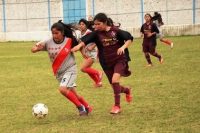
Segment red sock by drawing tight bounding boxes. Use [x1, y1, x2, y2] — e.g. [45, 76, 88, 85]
[65, 91, 82, 107]
[161, 39, 172, 46]
[83, 67, 99, 83]
[79, 96, 89, 108]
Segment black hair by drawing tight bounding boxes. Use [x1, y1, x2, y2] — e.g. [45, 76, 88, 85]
[152, 12, 164, 25]
[51, 20, 78, 46]
[94, 13, 108, 24]
[79, 18, 89, 28]
[107, 17, 114, 26]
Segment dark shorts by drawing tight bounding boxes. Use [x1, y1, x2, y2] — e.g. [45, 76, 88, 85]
[142, 42, 156, 54]
[103, 61, 131, 84]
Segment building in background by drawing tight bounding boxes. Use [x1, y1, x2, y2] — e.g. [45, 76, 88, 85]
[0, 0, 199, 41]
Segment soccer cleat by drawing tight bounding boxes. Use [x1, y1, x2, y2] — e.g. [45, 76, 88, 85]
[126, 88, 133, 103]
[159, 57, 164, 64]
[110, 105, 121, 114]
[85, 106, 93, 114]
[170, 43, 174, 49]
[77, 105, 87, 116]
[146, 63, 153, 67]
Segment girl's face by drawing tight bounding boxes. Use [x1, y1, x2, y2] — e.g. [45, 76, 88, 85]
[51, 28, 64, 43]
[94, 20, 107, 31]
[79, 22, 87, 31]
[144, 15, 151, 23]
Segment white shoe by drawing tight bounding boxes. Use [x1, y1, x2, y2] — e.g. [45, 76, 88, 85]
[170, 43, 174, 49]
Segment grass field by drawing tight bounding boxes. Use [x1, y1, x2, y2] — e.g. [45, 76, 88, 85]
[0, 36, 200, 133]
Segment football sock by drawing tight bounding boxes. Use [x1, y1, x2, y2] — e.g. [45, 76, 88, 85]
[112, 83, 121, 107]
[82, 67, 99, 83]
[161, 39, 172, 46]
[65, 90, 82, 107]
[145, 53, 152, 64]
[151, 52, 161, 59]
[120, 86, 130, 94]
[79, 96, 89, 108]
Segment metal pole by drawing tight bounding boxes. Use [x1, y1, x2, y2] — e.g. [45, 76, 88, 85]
[2, 0, 6, 32]
[193, 0, 196, 24]
[48, 0, 51, 30]
[140, 0, 144, 25]
[92, 0, 95, 16]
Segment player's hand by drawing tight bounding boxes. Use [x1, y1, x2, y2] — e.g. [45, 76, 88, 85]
[117, 47, 125, 55]
[147, 33, 153, 38]
[71, 45, 81, 52]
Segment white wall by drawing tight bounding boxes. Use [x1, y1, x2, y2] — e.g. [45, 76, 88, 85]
[0, 0, 200, 41]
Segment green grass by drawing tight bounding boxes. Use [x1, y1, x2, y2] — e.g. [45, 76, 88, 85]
[0, 36, 200, 133]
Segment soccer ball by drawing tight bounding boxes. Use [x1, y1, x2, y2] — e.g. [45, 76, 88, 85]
[32, 103, 48, 119]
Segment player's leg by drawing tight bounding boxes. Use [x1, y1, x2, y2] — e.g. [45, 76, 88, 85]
[149, 46, 163, 64]
[58, 68, 87, 115]
[80, 58, 102, 87]
[143, 44, 152, 66]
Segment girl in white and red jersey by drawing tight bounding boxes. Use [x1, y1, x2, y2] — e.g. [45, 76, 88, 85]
[152, 12, 173, 49]
[31, 20, 92, 116]
[78, 18, 103, 88]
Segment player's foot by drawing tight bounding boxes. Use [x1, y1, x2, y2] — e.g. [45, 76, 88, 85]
[110, 105, 121, 114]
[94, 82, 102, 88]
[77, 105, 87, 116]
[159, 56, 164, 64]
[85, 106, 93, 114]
[146, 63, 153, 67]
[126, 87, 133, 103]
[94, 71, 103, 88]
[170, 43, 174, 49]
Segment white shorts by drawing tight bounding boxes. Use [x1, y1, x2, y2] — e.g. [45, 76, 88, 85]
[157, 26, 164, 39]
[85, 44, 98, 60]
[56, 65, 77, 88]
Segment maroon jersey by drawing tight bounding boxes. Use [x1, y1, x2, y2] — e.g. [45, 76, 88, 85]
[81, 27, 133, 70]
[140, 22, 159, 47]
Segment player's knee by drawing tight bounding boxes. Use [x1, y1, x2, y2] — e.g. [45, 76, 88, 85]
[80, 67, 86, 72]
[59, 87, 68, 95]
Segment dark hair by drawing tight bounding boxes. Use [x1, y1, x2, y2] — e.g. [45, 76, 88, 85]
[152, 12, 164, 25]
[107, 17, 114, 26]
[51, 20, 78, 45]
[79, 18, 89, 28]
[94, 13, 108, 24]
[145, 13, 152, 19]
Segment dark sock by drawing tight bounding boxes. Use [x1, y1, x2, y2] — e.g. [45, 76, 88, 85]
[151, 52, 161, 59]
[145, 53, 152, 64]
[112, 83, 121, 107]
[120, 86, 130, 94]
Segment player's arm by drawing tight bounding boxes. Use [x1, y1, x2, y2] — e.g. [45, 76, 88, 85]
[71, 31, 97, 52]
[116, 29, 133, 55]
[31, 41, 46, 53]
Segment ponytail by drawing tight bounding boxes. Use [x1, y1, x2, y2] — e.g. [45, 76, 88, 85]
[56, 20, 78, 46]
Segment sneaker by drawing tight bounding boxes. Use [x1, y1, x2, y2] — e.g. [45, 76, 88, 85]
[110, 105, 121, 114]
[85, 106, 93, 114]
[77, 105, 87, 116]
[170, 43, 173, 49]
[146, 63, 153, 67]
[126, 88, 133, 103]
[159, 56, 164, 64]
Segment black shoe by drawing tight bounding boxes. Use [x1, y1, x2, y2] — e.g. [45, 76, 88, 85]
[77, 105, 87, 116]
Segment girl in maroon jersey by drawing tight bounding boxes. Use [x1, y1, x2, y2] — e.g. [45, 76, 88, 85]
[78, 18, 103, 88]
[72, 13, 133, 114]
[140, 13, 163, 66]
